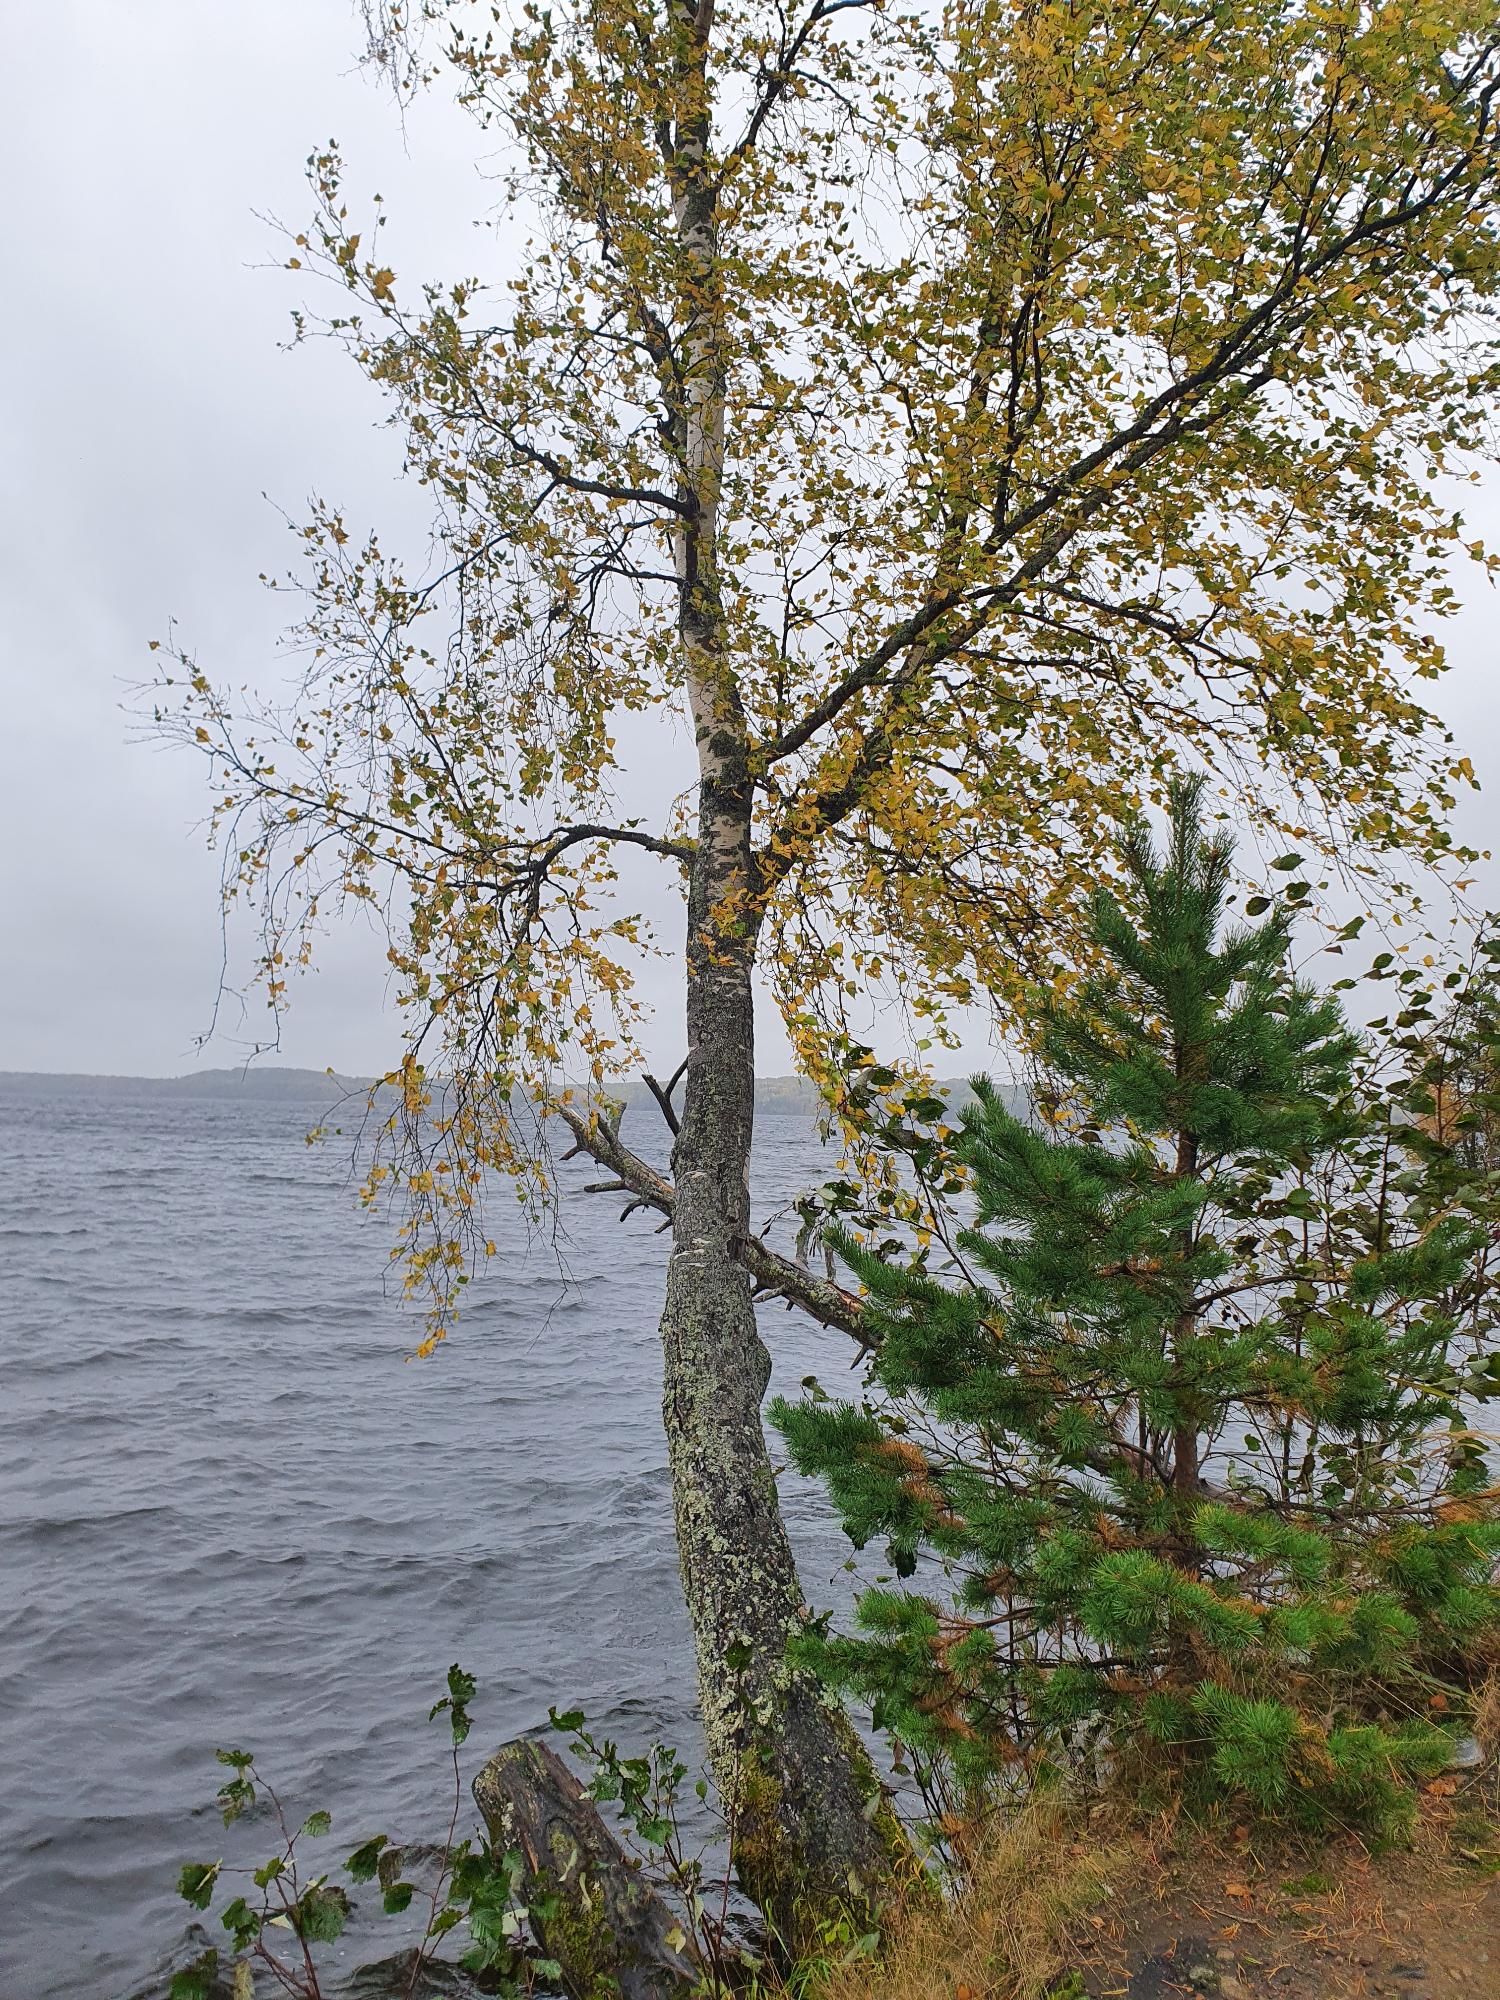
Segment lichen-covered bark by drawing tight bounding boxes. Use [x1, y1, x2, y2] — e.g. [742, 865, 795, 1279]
[650, 0, 901, 1944]
[662, 832, 899, 1944]
[662, 654, 897, 1937]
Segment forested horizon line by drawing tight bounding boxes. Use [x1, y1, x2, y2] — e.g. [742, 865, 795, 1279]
[0, 1066, 1027, 1111]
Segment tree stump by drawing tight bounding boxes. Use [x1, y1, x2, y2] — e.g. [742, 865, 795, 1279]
[472, 1739, 699, 2000]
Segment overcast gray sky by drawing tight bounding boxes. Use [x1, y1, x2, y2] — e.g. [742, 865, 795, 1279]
[2, 2, 1496, 1079]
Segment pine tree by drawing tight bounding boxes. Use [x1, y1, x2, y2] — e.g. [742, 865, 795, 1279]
[774, 781, 1500, 1832]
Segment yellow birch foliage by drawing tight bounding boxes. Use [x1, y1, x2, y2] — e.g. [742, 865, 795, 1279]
[157, 0, 1500, 1339]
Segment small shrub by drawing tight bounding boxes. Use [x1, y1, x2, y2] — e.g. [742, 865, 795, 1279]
[171, 1667, 555, 2000]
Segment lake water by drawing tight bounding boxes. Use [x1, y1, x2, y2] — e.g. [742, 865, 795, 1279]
[0, 1080, 867, 1999]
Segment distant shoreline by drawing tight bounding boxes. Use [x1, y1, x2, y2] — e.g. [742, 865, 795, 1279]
[0, 1065, 374, 1098]
[0, 1067, 1018, 1112]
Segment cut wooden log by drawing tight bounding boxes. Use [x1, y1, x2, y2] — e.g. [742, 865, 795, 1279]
[473, 1738, 699, 2000]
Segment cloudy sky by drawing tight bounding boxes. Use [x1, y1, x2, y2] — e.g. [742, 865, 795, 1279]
[2, 2, 1496, 1079]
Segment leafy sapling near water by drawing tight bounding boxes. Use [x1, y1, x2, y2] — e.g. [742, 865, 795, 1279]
[539, 1690, 884, 1990]
[173, 1748, 352, 2000]
[773, 780, 1500, 1833]
[172, 1667, 553, 1999]
[546, 1704, 749, 1995]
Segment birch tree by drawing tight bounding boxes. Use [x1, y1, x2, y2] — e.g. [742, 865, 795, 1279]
[157, 0, 1500, 1936]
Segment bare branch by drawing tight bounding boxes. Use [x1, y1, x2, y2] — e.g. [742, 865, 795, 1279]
[552, 1101, 870, 1340]
[642, 1069, 683, 1136]
[725, 0, 880, 169]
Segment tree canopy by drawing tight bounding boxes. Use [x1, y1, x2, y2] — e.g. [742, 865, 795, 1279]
[156, 0, 1500, 1333]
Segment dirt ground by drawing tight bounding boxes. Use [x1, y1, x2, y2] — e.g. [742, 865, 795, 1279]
[1067, 1791, 1500, 2000]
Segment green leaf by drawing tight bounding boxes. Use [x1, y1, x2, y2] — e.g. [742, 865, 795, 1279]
[548, 1705, 586, 1733]
[216, 1775, 255, 1827]
[432, 1663, 477, 1745]
[215, 1748, 254, 1771]
[299, 1883, 350, 1943]
[344, 1832, 390, 1882]
[300, 1810, 332, 1839]
[1270, 853, 1305, 871]
[1244, 895, 1271, 916]
[221, 1896, 259, 1952]
[178, 1861, 220, 1912]
[383, 1881, 416, 1915]
[169, 1948, 220, 2000]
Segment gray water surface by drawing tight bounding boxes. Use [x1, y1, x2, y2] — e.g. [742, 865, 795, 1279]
[0, 1081, 864, 1999]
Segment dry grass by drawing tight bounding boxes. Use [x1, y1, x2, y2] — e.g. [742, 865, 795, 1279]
[1473, 1668, 1500, 1763]
[804, 1802, 1143, 2000]
[783, 1771, 1500, 2000]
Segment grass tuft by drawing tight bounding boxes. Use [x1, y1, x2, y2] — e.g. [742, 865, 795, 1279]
[798, 1801, 1137, 2000]
[1472, 1669, 1500, 1763]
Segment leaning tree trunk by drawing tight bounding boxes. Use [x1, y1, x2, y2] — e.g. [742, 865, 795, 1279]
[662, 809, 900, 1946]
[654, 0, 901, 1945]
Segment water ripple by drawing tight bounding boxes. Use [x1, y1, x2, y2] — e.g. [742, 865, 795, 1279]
[0, 1083, 860, 2000]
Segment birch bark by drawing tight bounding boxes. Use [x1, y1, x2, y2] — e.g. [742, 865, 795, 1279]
[658, 0, 897, 1937]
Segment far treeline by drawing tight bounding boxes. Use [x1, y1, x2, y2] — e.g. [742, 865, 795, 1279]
[0, 1068, 1020, 1117]
[154, 0, 1500, 1988]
